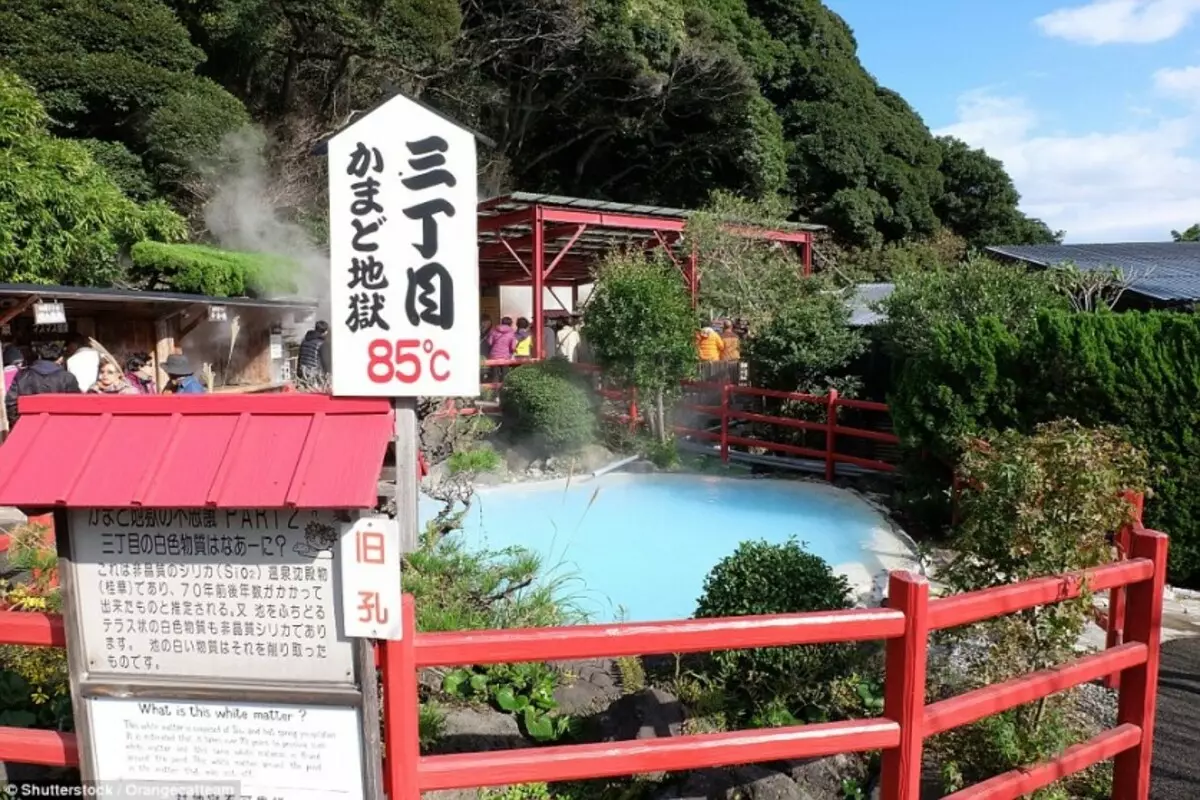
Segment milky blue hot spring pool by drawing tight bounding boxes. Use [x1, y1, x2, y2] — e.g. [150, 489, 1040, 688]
[416, 472, 914, 622]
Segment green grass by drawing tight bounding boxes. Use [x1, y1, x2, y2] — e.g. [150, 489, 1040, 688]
[447, 446, 503, 475]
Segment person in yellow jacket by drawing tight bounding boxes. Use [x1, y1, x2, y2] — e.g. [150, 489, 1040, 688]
[697, 325, 725, 361]
[513, 317, 533, 358]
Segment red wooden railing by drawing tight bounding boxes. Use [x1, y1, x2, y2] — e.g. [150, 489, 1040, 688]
[0, 524, 1168, 800]
[675, 383, 899, 478]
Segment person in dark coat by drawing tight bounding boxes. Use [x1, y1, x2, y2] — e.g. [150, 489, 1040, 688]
[6, 341, 80, 424]
[298, 320, 332, 381]
[162, 354, 206, 394]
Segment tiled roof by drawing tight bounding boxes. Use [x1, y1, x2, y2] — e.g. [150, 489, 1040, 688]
[987, 243, 1200, 302]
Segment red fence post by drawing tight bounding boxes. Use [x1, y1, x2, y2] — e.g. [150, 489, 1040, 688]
[720, 385, 730, 463]
[628, 388, 639, 432]
[1106, 492, 1147, 689]
[1112, 529, 1168, 800]
[880, 571, 929, 800]
[384, 595, 421, 800]
[824, 389, 838, 482]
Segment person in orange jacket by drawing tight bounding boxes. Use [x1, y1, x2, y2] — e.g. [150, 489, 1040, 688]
[697, 324, 725, 362]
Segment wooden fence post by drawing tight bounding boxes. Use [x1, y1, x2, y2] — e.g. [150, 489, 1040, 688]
[1112, 529, 1168, 800]
[384, 595, 421, 800]
[824, 389, 838, 482]
[720, 385, 730, 463]
[881, 571, 929, 800]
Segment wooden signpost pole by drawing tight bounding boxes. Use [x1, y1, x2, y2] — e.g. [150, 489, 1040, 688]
[393, 398, 419, 553]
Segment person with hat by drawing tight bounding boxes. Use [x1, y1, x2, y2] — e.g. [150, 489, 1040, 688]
[162, 354, 206, 394]
[3, 345, 25, 393]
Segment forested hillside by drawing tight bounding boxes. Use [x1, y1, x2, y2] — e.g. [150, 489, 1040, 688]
[0, 0, 1061, 288]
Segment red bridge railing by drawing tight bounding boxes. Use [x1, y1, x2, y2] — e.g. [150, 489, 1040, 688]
[0, 525, 1169, 799]
[675, 384, 899, 478]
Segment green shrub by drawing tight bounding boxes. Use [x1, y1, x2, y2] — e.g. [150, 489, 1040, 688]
[447, 446, 502, 475]
[130, 241, 298, 297]
[500, 360, 596, 452]
[693, 538, 854, 721]
[889, 308, 1200, 585]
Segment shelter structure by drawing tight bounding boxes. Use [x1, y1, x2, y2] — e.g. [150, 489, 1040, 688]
[987, 242, 1200, 309]
[0, 282, 317, 395]
[478, 193, 821, 357]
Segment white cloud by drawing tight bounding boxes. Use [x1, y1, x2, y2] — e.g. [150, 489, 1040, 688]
[1036, 0, 1200, 45]
[935, 88, 1200, 242]
[1155, 65, 1200, 103]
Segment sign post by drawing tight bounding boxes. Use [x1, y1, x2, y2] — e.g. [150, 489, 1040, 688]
[327, 94, 481, 576]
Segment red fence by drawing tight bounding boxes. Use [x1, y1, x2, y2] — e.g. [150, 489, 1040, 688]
[676, 384, 899, 478]
[0, 524, 1169, 800]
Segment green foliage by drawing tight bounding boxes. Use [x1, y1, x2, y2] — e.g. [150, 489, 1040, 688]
[447, 445, 502, 475]
[500, 360, 596, 452]
[79, 139, 156, 201]
[928, 422, 1140, 798]
[582, 253, 695, 441]
[880, 256, 1066, 361]
[442, 662, 573, 743]
[934, 136, 1062, 248]
[418, 701, 446, 750]
[693, 538, 854, 720]
[1171, 223, 1200, 242]
[0, 69, 186, 286]
[833, 228, 967, 282]
[129, 241, 297, 297]
[741, 277, 866, 394]
[890, 308, 1200, 584]
[642, 436, 680, 469]
[0, 0, 251, 200]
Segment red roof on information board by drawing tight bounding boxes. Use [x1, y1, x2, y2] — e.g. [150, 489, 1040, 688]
[0, 395, 394, 509]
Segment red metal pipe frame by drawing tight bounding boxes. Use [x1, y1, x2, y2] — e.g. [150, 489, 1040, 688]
[532, 208, 545, 360]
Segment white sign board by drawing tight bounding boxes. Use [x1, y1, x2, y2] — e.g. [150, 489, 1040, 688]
[69, 509, 356, 685]
[327, 94, 479, 398]
[34, 301, 66, 326]
[338, 517, 402, 640]
[89, 697, 366, 800]
[209, 305, 228, 322]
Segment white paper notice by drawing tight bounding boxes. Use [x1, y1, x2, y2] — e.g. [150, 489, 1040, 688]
[327, 93, 479, 398]
[89, 697, 366, 800]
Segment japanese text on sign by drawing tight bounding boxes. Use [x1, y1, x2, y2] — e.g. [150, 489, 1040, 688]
[68, 509, 356, 685]
[338, 517, 402, 640]
[328, 94, 478, 397]
[88, 697, 366, 800]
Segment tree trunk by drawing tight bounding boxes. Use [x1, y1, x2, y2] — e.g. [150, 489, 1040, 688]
[656, 388, 667, 444]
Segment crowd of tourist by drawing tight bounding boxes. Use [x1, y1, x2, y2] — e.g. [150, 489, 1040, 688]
[3, 335, 207, 424]
[481, 314, 585, 363]
[696, 319, 746, 363]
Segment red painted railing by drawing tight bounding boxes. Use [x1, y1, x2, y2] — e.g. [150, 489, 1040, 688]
[675, 383, 899, 478]
[0, 526, 1169, 799]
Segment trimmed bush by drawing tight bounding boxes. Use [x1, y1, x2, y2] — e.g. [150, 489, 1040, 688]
[499, 359, 595, 452]
[890, 308, 1200, 586]
[130, 241, 297, 297]
[694, 538, 854, 720]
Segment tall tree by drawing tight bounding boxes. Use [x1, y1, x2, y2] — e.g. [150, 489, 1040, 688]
[935, 136, 1061, 247]
[1171, 223, 1200, 242]
[0, 70, 186, 286]
[0, 0, 250, 203]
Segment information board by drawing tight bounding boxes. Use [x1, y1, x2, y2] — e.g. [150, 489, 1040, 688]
[69, 509, 356, 684]
[327, 93, 479, 398]
[88, 696, 366, 800]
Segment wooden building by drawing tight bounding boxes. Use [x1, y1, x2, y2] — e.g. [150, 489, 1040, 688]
[0, 283, 317, 397]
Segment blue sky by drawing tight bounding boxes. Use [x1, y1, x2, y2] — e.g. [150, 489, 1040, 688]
[823, 0, 1200, 242]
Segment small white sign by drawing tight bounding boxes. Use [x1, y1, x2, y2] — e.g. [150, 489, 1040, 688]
[88, 696, 366, 800]
[339, 517, 402, 640]
[34, 301, 66, 326]
[327, 94, 480, 397]
[270, 333, 284, 359]
[209, 305, 228, 322]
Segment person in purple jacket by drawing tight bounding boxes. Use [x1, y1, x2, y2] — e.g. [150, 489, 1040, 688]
[486, 316, 516, 383]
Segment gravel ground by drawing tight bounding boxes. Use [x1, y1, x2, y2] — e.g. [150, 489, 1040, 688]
[1151, 635, 1200, 800]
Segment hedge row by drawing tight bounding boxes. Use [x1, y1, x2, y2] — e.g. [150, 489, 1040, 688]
[890, 309, 1200, 586]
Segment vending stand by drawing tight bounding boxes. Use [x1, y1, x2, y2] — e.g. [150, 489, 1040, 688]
[0, 393, 399, 800]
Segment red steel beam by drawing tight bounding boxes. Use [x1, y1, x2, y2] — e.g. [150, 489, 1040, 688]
[928, 559, 1154, 631]
[924, 643, 1147, 737]
[478, 225, 585, 260]
[414, 607, 905, 667]
[0, 611, 66, 647]
[544, 225, 589, 279]
[942, 724, 1141, 800]
[417, 718, 900, 791]
[0, 727, 78, 767]
[478, 208, 535, 231]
